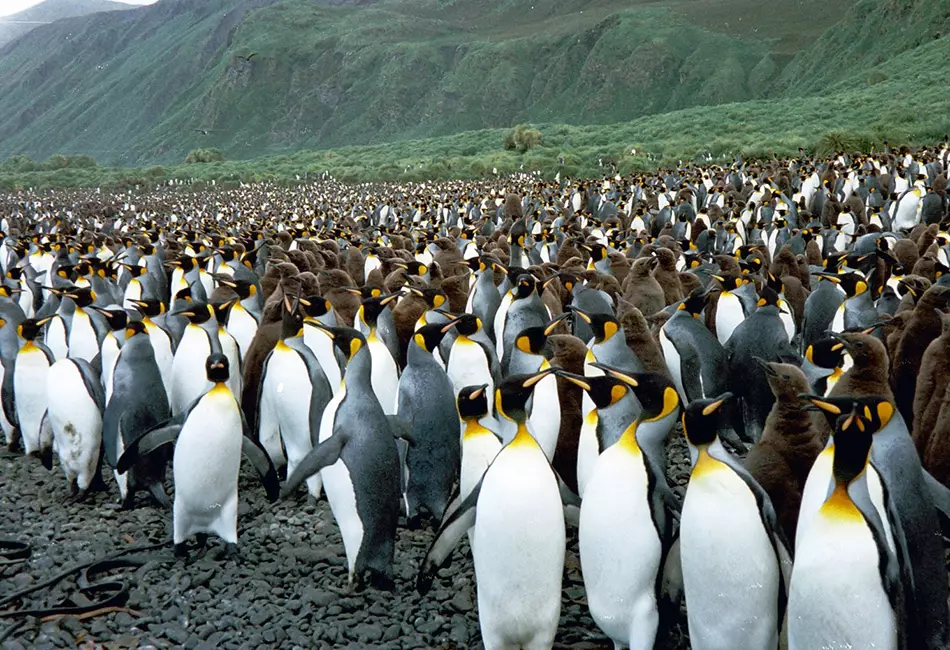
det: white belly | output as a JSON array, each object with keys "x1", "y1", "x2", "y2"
[
  {"x1": 681, "y1": 463, "x2": 780, "y2": 650},
  {"x1": 173, "y1": 388, "x2": 243, "y2": 544},
  {"x1": 368, "y1": 337, "x2": 398, "y2": 415},
  {"x1": 660, "y1": 328, "x2": 687, "y2": 403},
  {"x1": 789, "y1": 514, "x2": 896, "y2": 650},
  {"x1": 14, "y1": 346, "x2": 52, "y2": 453},
  {"x1": 228, "y1": 307, "x2": 258, "y2": 362},
  {"x1": 304, "y1": 328, "x2": 342, "y2": 392},
  {"x1": 580, "y1": 443, "x2": 662, "y2": 647},
  {"x1": 447, "y1": 337, "x2": 493, "y2": 399},
  {"x1": 577, "y1": 410, "x2": 599, "y2": 498},
  {"x1": 45, "y1": 316, "x2": 69, "y2": 361},
  {"x1": 67, "y1": 310, "x2": 98, "y2": 363},
  {"x1": 474, "y1": 442, "x2": 565, "y2": 649},
  {"x1": 47, "y1": 359, "x2": 102, "y2": 490},
  {"x1": 715, "y1": 293, "x2": 744, "y2": 345},
  {"x1": 144, "y1": 323, "x2": 174, "y2": 401},
  {"x1": 101, "y1": 334, "x2": 120, "y2": 402},
  {"x1": 526, "y1": 373, "x2": 560, "y2": 460},
  {"x1": 263, "y1": 348, "x2": 317, "y2": 495},
  {"x1": 323, "y1": 457, "x2": 364, "y2": 580},
  {"x1": 171, "y1": 327, "x2": 212, "y2": 414}
]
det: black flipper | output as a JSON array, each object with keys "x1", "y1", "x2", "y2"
[
  {"x1": 115, "y1": 425, "x2": 183, "y2": 474},
  {"x1": 417, "y1": 478, "x2": 482, "y2": 596},
  {"x1": 279, "y1": 432, "x2": 347, "y2": 498},
  {"x1": 241, "y1": 435, "x2": 279, "y2": 502}
]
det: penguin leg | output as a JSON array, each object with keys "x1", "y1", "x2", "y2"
[
  {"x1": 6, "y1": 426, "x2": 20, "y2": 452},
  {"x1": 174, "y1": 542, "x2": 189, "y2": 561}
]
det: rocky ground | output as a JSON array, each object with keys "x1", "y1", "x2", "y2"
[{"x1": 0, "y1": 436, "x2": 694, "y2": 650}]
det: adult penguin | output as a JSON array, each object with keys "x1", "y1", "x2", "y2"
[
  {"x1": 46, "y1": 356, "x2": 105, "y2": 500},
  {"x1": 353, "y1": 289, "x2": 401, "y2": 365},
  {"x1": 418, "y1": 370, "x2": 567, "y2": 650},
  {"x1": 397, "y1": 323, "x2": 459, "y2": 524},
  {"x1": 679, "y1": 393, "x2": 792, "y2": 650},
  {"x1": 497, "y1": 273, "x2": 548, "y2": 374},
  {"x1": 659, "y1": 289, "x2": 729, "y2": 403},
  {"x1": 356, "y1": 293, "x2": 401, "y2": 415},
  {"x1": 102, "y1": 320, "x2": 172, "y2": 508},
  {"x1": 13, "y1": 317, "x2": 55, "y2": 467},
  {"x1": 708, "y1": 273, "x2": 752, "y2": 345},
  {"x1": 257, "y1": 295, "x2": 332, "y2": 497},
  {"x1": 443, "y1": 312, "x2": 498, "y2": 404},
  {"x1": 724, "y1": 287, "x2": 799, "y2": 443},
  {"x1": 127, "y1": 299, "x2": 176, "y2": 400},
  {"x1": 573, "y1": 369, "x2": 681, "y2": 650},
  {"x1": 212, "y1": 301, "x2": 243, "y2": 400},
  {"x1": 788, "y1": 404, "x2": 904, "y2": 650},
  {"x1": 116, "y1": 354, "x2": 279, "y2": 559},
  {"x1": 465, "y1": 257, "x2": 502, "y2": 344},
  {"x1": 803, "y1": 394, "x2": 949, "y2": 650},
  {"x1": 799, "y1": 274, "x2": 846, "y2": 352},
  {"x1": 455, "y1": 384, "x2": 502, "y2": 551},
  {"x1": 59, "y1": 286, "x2": 106, "y2": 363},
  {"x1": 88, "y1": 306, "x2": 127, "y2": 401},
  {"x1": 169, "y1": 302, "x2": 221, "y2": 415},
  {"x1": 280, "y1": 326, "x2": 401, "y2": 590},
  {"x1": 575, "y1": 308, "x2": 644, "y2": 374},
  {"x1": 216, "y1": 278, "x2": 260, "y2": 361},
  {"x1": 300, "y1": 294, "x2": 344, "y2": 392}
]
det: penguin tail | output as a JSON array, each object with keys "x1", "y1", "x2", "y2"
[{"x1": 147, "y1": 482, "x2": 172, "y2": 509}]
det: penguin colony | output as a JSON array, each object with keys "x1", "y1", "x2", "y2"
[{"x1": 5, "y1": 141, "x2": 950, "y2": 650}]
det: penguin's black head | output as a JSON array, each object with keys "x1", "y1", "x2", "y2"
[
  {"x1": 710, "y1": 273, "x2": 742, "y2": 292},
  {"x1": 62, "y1": 286, "x2": 96, "y2": 308},
  {"x1": 573, "y1": 308, "x2": 621, "y2": 343},
  {"x1": 360, "y1": 293, "x2": 399, "y2": 327},
  {"x1": 300, "y1": 295, "x2": 333, "y2": 319},
  {"x1": 837, "y1": 272, "x2": 869, "y2": 298},
  {"x1": 173, "y1": 286, "x2": 193, "y2": 304},
  {"x1": 89, "y1": 306, "x2": 128, "y2": 331},
  {"x1": 830, "y1": 414, "x2": 874, "y2": 489},
  {"x1": 405, "y1": 261, "x2": 428, "y2": 277},
  {"x1": 756, "y1": 287, "x2": 781, "y2": 309},
  {"x1": 495, "y1": 369, "x2": 555, "y2": 423},
  {"x1": 206, "y1": 353, "x2": 230, "y2": 383},
  {"x1": 213, "y1": 300, "x2": 235, "y2": 325},
  {"x1": 124, "y1": 320, "x2": 148, "y2": 339},
  {"x1": 17, "y1": 318, "x2": 45, "y2": 342},
  {"x1": 218, "y1": 278, "x2": 256, "y2": 300},
  {"x1": 678, "y1": 288, "x2": 707, "y2": 317},
  {"x1": 805, "y1": 337, "x2": 847, "y2": 369},
  {"x1": 177, "y1": 255, "x2": 198, "y2": 272},
  {"x1": 801, "y1": 394, "x2": 895, "y2": 438},
  {"x1": 129, "y1": 298, "x2": 166, "y2": 318},
  {"x1": 457, "y1": 384, "x2": 490, "y2": 420},
  {"x1": 413, "y1": 323, "x2": 449, "y2": 353},
  {"x1": 443, "y1": 312, "x2": 481, "y2": 337},
  {"x1": 317, "y1": 325, "x2": 367, "y2": 361},
  {"x1": 589, "y1": 243, "x2": 608, "y2": 262},
  {"x1": 593, "y1": 363, "x2": 680, "y2": 421},
  {"x1": 173, "y1": 302, "x2": 215, "y2": 325},
  {"x1": 681, "y1": 393, "x2": 732, "y2": 447},
  {"x1": 512, "y1": 274, "x2": 537, "y2": 299},
  {"x1": 556, "y1": 371, "x2": 629, "y2": 409},
  {"x1": 122, "y1": 263, "x2": 147, "y2": 278}
]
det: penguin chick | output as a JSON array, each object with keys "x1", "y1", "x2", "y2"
[
  {"x1": 743, "y1": 360, "x2": 824, "y2": 548},
  {"x1": 828, "y1": 332, "x2": 894, "y2": 402}
]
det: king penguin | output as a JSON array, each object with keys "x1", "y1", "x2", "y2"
[
  {"x1": 456, "y1": 384, "x2": 502, "y2": 551},
  {"x1": 679, "y1": 393, "x2": 791, "y2": 650},
  {"x1": 127, "y1": 299, "x2": 176, "y2": 401},
  {"x1": 116, "y1": 354, "x2": 278, "y2": 560},
  {"x1": 788, "y1": 404, "x2": 904, "y2": 650},
  {"x1": 13, "y1": 317, "x2": 55, "y2": 467},
  {"x1": 417, "y1": 370, "x2": 567, "y2": 650},
  {"x1": 257, "y1": 295, "x2": 332, "y2": 497},
  {"x1": 280, "y1": 326, "x2": 402, "y2": 590},
  {"x1": 169, "y1": 302, "x2": 221, "y2": 415}
]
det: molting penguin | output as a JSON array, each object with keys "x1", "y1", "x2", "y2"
[
  {"x1": 116, "y1": 354, "x2": 278, "y2": 559},
  {"x1": 281, "y1": 326, "x2": 402, "y2": 590},
  {"x1": 47, "y1": 356, "x2": 105, "y2": 500}
]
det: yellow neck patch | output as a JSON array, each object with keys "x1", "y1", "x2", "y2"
[
  {"x1": 691, "y1": 446, "x2": 725, "y2": 479},
  {"x1": 463, "y1": 419, "x2": 492, "y2": 440},
  {"x1": 617, "y1": 421, "x2": 642, "y2": 455},
  {"x1": 820, "y1": 484, "x2": 864, "y2": 523},
  {"x1": 509, "y1": 422, "x2": 538, "y2": 449}
]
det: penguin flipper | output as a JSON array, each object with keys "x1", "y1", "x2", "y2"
[
  {"x1": 1, "y1": 359, "x2": 17, "y2": 429},
  {"x1": 241, "y1": 435, "x2": 279, "y2": 503},
  {"x1": 417, "y1": 479, "x2": 481, "y2": 596},
  {"x1": 280, "y1": 432, "x2": 347, "y2": 498},
  {"x1": 115, "y1": 424, "x2": 182, "y2": 474},
  {"x1": 921, "y1": 469, "x2": 950, "y2": 535}
]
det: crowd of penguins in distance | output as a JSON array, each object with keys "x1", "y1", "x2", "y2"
[{"x1": 7, "y1": 142, "x2": 950, "y2": 650}]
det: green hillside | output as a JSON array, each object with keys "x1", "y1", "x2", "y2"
[
  {"x1": 0, "y1": 0, "x2": 854, "y2": 167},
  {"x1": 0, "y1": 0, "x2": 133, "y2": 48}
]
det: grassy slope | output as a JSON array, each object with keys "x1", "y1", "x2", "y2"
[
  {"x1": 0, "y1": 0, "x2": 850, "y2": 167},
  {"x1": 0, "y1": 0, "x2": 132, "y2": 48},
  {"x1": 4, "y1": 29, "x2": 948, "y2": 191}
]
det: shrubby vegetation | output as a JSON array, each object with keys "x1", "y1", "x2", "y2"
[{"x1": 185, "y1": 148, "x2": 225, "y2": 164}]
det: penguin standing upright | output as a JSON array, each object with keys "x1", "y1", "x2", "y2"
[
  {"x1": 89, "y1": 306, "x2": 127, "y2": 401},
  {"x1": 357, "y1": 294, "x2": 401, "y2": 415},
  {"x1": 465, "y1": 257, "x2": 502, "y2": 343},
  {"x1": 573, "y1": 371, "x2": 681, "y2": 650},
  {"x1": 127, "y1": 299, "x2": 175, "y2": 401},
  {"x1": 301, "y1": 294, "x2": 343, "y2": 392},
  {"x1": 788, "y1": 405, "x2": 903, "y2": 650},
  {"x1": 709, "y1": 273, "x2": 751, "y2": 345},
  {"x1": 444, "y1": 312, "x2": 498, "y2": 403},
  {"x1": 679, "y1": 393, "x2": 791, "y2": 650},
  {"x1": 46, "y1": 356, "x2": 105, "y2": 499},
  {"x1": 169, "y1": 303, "x2": 221, "y2": 415},
  {"x1": 418, "y1": 371, "x2": 566, "y2": 650},
  {"x1": 497, "y1": 274, "x2": 548, "y2": 374},
  {"x1": 257, "y1": 296, "x2": 332, "y2": 497},
  {"x1": 397, "y1": 323, "x2": 459, "y2": 523},
  {"x1": 13, "y1": 317, "x2": 55, "y2": 467},
  {"x1": 61, "y1": 287, "x2": 105, "y2": 363},
  {"x1": 281, "y1": 326, "x2": 401, "y2": 589},
  {"x1": 102, "y1": 321, "x2": 172, "y2": 508},
  {"x1": 116, "y1": 354, "x2": 278, "y2": 559},
  {"x1": 456, "y1": 384, "x2": 502, "y2": 551}
]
